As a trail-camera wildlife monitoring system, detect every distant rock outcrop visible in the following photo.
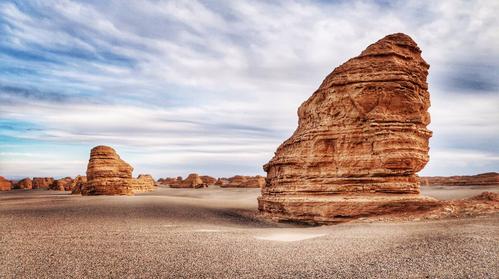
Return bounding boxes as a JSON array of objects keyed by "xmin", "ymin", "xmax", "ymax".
[
  {"xmin": 133, "ymin": 174, "xmax": 156, "ymax": 193},
  {"xmin": 421, "ymin": 172, "xmax": 499, "ymax": 186},
  {"xmin": 221, "ymin": 175, "xmax": 265, "ymax": 188},
  {"xmin": 259, "ymin": 33, "xmax": 435, "ymax": 224},
  {"xmin": 158, "ymin": 177, "xmax": 181, "ymax": 187},
  {"xmin": 82, "ymin": 145, "xmax": 135, "ymax": 195},
  {"xmin": 70, "ymin": 175, "xmax": 87, "ymax": 194},
  {"xmin": 50, "ymin": 177, "xmax": 73, "ymax": 191},
  {"xmin": 14, "ymin": 178, "xmax": 33, "ymax": 190},
  {"xmin": 200, "ymin": 175, "xmax": 217, "ymax": 185},
  {"xmin": 172, "ymin": 173, "xmax": 207, "ymax": 189},
  {"xmin": 0, "ymin": 176, "xmax": 12, "ymax": 191},
  {"xmin": 215, "ymin": 178, "xmax": 229, "ymax": 186},
  {"xmin": 32, "ymin": 177, "xmax": 55, "ymax": 189}
]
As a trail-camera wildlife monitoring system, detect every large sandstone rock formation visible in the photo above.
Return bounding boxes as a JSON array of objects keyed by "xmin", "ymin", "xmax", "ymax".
[
  {"xmin": 133, "ymin": 174, "xmax": 157, "ymax": 193},
  {"xmin": 82, "ymin": 146, "xmax": 135, "ymax": 195},
  {"xmin": 259, "ymin": 33, "xmax": 435, "ymax": 224},
  {"xmin": 0, "ymin": 176, "xmax": 12, "ymax": 191},
  {"xmin": 32, "ymin": 177, "xmax": 54, "ymax": 189},
  {"xmin": 14, "ymin": 178, "xmax": 33, "ymax": 190},
  {"xmin": 421, "ymin": 172, "xmax": 499, "ymax": 186},
  {"xmin": 221, "ymin": 175, "xmax": 266, "ymax": 188}
]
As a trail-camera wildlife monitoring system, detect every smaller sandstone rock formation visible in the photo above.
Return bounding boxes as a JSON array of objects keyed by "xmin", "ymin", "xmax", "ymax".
[
  {"xmin": 14, "ymin": 178, "xmax": 33, "ymax": 190},
  {"xmin": 221, "ymin": 175, "xmax": 265, "ymax": 188},
  {"xmin": 32, "ymin": 177, "xmax": 55, "ymax": 189},
  {"xmin": 70, "ymin": 175, "xmax": 87, "ymax": 194},
  {"xmin": 0, "ymin": 176, "xmax": 12, "ymax": 191},
  {"xmin": 133, "ymin": 174, "xmax": 157, "ymax": 193},
  {"xmin": 82, "ymin": 145, "xmax": 135, "ymax": 195},
  {"xmin": 421, "ymin": 172, "xmax": 499, "ymax": 186}
]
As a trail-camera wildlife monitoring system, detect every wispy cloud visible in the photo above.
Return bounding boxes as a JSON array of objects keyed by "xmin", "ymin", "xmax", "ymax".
[{"xmin": 0, "ymin": 0, "xmax": 498, "ymax": 178}]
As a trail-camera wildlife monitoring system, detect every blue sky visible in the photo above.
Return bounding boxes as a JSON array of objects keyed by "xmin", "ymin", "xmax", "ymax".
[{"xmin": 1, "ymin": 0, "xmax": 498, "ymax": 179}]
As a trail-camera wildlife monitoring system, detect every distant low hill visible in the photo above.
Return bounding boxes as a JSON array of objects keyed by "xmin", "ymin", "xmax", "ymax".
[{"xmin": 421, "ymin": 172, "xmax": 499, "ymax": 186}]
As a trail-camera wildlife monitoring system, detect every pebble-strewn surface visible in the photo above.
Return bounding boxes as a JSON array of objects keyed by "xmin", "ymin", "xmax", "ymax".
[{"xmin": 1, "ymin": 186, "xmax": 498, "ymax": 278}]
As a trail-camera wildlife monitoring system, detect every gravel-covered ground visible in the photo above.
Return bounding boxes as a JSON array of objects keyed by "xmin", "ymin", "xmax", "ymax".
[{"xmin": 1, "ymin": 186, "xmax": 498, "ymax": 278}]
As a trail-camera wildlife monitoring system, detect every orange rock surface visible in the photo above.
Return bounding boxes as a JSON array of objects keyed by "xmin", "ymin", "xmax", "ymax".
[
  {"xmin": 82, "ymin": 146, "xmax": 134, "ymax": 195},
  {"xmin": 259, "ymin": 33, "xmax": 434, "ymax": 224},
  {"xmin": 421, "ymin": 172, "xmax": 499, "ymax": 186}
]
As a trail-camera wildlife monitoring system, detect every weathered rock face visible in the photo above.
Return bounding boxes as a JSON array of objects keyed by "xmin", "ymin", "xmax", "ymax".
[
  {"xmin": 70, "ymin": 175, "xmax": 87, "ymax": 194},
  {"xmin": 222, "ymin": 175, "xmax": 266, "ymax": 188},
  {"xmin": 82, "ymin": 146, "xmax": 134, "ymax": 195},
  {"xmin": 32, "ymin": 177, "xmax": 55, "ymax": 189},
  {"xmin": 172, "ymin": 173, "xmax": 207, "ymax": 188},
  {"xmin": 259, "ymin": 33, "xmax": 433, "ymax": 224},
  {"xmin": 0, "ymin": 176, "xmax": 12, "ymax": 191},
  {"xmin": 200, "ymin": 175, "xmax": 217, "ymax": 185},
  {"xmin": 421, "ymin": 172, "xmax": 499, "ymax": 186},
  {"xmin": 133, "ymin": 174, "xmax": 157, "ymax": 193},
  {"xmin": 50, "ymin": 177, "xmax": 73, "ymax": 191},
  {"xmin": 15, "ymin": 178, "xmax": 33, "ymax": 190}
]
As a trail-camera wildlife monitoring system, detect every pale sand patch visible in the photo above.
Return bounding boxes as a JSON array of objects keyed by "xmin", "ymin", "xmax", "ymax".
[
  {"xmin": 194, "ymin": 229, "xmax": 226, "ymax": 232},
  {"xmin": 255, "ymin": 232, "xmax": 327, "ymax": 242}
]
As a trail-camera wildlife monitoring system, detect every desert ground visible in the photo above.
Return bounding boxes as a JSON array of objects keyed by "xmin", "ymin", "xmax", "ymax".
[{"xmin": 1, "ymin": 186, "xmax": 498, "ymax": 278}]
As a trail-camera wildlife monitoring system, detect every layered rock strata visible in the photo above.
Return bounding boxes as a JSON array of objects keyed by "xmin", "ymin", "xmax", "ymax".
[
  {"xmin": 82, "ymin": 146, "xmax": 135, "ymax": 195},
  {"xmin": 259, "ymin": 33, "xmax": 435, "ymax": 224},
  {"xmin": 0, "ymin": 176, "xmax": 12, "ymax": 191},
  {"xmin": 421, "ymin": 172, "xmax": 499, "ymax": 186}
]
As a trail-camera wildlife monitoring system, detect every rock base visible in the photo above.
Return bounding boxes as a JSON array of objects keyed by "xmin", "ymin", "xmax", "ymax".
[
  {"xmin": 258, "ymin": 194, "xmax": 440, "ymax": 224},
  {"xmin": 83, "ymin": 179, "xmax": 134, "ymax": 196}
]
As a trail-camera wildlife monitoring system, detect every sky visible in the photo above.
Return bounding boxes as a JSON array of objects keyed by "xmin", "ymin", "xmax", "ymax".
[{"xmin": 0, "ymin": 0, "xmax": 498, "ymax": 179}]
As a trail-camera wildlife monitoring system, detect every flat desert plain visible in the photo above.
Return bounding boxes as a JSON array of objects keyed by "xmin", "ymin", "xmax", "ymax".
[{"xmin": 1, "ymin": 186, "xmax": 498, "ymax": 278}]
